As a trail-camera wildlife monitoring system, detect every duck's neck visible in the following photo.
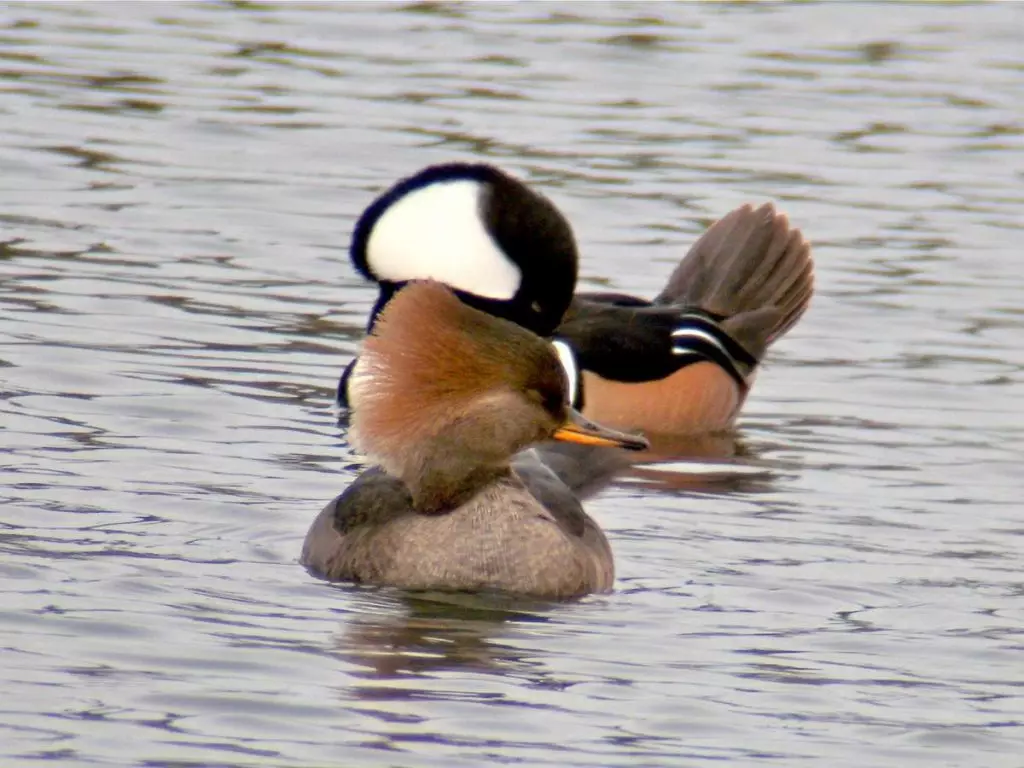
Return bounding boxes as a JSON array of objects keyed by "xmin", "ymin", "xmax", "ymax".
[{"xmin": 395, "ymin": 453, "xmax": 511, "ymax": 514}]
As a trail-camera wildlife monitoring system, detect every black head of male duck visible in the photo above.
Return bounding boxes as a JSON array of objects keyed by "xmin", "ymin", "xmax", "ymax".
[
  {"xmin": 350, "ymin": 162, "xmax": 578, "ymax": 337},
  {"xmin": 339, "ymin": 163, "xmax": 814, "ymax": 443},
  {"xmin": 304, "ymin": 281, "xmax": 647, "ymax": 599}
]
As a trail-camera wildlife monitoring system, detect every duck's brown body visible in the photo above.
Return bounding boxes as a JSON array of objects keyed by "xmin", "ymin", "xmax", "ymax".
[
  {"xmin": 302, "ymin": 468, "xmax": 612, "ymax": 599},
  {"xmin": 581, "ymin": 362, "xmax": 745, "ymax": 436}
]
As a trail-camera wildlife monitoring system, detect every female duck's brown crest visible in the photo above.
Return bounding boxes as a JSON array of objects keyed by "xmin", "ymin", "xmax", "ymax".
[{"xmin": 349, "ymin": 281, "xmax": 568, "ymax": 472}]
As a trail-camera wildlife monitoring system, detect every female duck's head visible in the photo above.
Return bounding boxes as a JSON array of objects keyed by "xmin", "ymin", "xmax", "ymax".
[{"xmin": 348, "ymin": 281, "xmax": 646, "ymax": 511}]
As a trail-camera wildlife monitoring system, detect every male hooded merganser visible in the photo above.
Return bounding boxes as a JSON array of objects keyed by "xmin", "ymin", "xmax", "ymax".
[
  {"xmin": 337, "ymin": 163, "xmax": 813, "ymax": 437},
  {"xmin": 304, "ymin": 281, "xmax": 648, "ymax": 599}
]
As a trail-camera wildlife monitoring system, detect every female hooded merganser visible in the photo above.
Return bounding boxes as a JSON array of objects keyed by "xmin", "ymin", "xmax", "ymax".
[
  {"xmin": 304, "ymin": 281, "xmax": 648, "ymax": 599},
  {"xmin": 337, "ymin": 163, "xmax": 813, "ymax": 437}
]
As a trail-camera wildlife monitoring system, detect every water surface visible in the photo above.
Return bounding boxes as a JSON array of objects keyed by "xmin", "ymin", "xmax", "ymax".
[{"xmin": 1, "ymin": 3, "xmax": 1022, "ymax": 766}]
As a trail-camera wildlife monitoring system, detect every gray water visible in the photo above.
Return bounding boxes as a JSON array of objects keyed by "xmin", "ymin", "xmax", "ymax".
[{"xmin": 2, "ymin": 2, "xmax": 1022, "ymax": 766}]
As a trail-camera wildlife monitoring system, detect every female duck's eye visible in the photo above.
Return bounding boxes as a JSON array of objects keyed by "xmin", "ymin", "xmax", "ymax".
[
  {"xmin": 526, "ymin": 387, "xmax": 560, "ymax": 413},
  {"xmin": 542, "ymin": 388, "xmax": 564, "ymax": 414}
]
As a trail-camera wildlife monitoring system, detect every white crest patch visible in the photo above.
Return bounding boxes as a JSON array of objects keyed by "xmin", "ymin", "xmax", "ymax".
[
  {"xmin": 366, "ymin": 179, "xmax": 522, "ymax": 300},
  {"xmin": 551, "ymin": 339, "xmax": 579, "ymax": 407}
]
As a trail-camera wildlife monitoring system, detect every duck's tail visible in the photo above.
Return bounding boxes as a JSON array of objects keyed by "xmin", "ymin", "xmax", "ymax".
[{"xmin": 654, "ymin": 203, "xmax": 814, "ymax": 364}]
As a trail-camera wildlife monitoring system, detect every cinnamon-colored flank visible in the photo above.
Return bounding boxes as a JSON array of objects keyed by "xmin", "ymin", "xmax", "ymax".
[
  {"xmin": 303, "ymin": 282, "xmax": 647, "ymax": 599},
  {"xmin": 581, "ymin": 363, "xmax": 742, "ymax": 438}
]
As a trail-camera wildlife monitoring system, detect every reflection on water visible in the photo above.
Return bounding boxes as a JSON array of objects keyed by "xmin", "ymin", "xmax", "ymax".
[
  {"xmin": 2, "ymin": 1, "xmax": 1023, "ymax": 766},
  {"xmin": 336, "ymin": 592, "xmax": 556, "ymax": 682}
]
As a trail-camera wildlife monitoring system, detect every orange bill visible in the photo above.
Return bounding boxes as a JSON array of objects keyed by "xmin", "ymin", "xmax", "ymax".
[{"xmin": 552, "ymin": 408, "xmax": 649, "ymax": 452}]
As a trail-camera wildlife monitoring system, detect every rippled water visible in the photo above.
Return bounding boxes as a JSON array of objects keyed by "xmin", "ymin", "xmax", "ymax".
[{"xmin": 2, "ymin": 2, "xmax": 1022, "ymax": 765}]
